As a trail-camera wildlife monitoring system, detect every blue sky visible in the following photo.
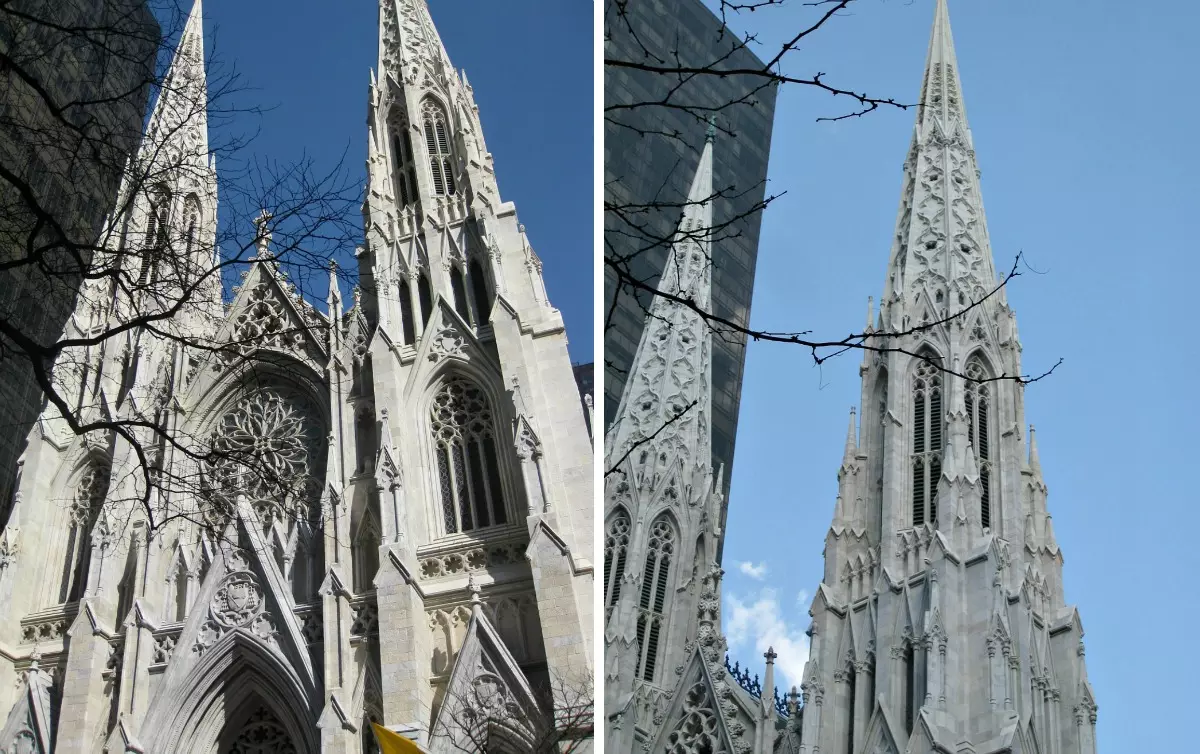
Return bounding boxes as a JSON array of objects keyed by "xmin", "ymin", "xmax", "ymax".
[
  {"xmin": 161, "ymin": 0, "xmax": 593, "ymax": 363},
  {"xmin": 711, "ymin": 0, "xmax": 1198, "ymax": 749}
]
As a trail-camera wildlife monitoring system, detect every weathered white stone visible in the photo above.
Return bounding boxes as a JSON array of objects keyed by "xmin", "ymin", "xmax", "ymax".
[
  {"xmin": 615, "ymin": 3, "xmax": 1099, "ymax": 753},
  {"xmin": 0, "ymin": 0, "xmax": 592, "ymax": 751}
]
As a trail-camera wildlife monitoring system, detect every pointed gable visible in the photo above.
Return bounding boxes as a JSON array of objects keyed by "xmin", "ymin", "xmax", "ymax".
[
  {"xmin": 220, "ymin": 259, "xmax": 329, "ymax": 367},
  {"xmin": 0, "ymin": 661, "xmax": 53, "ymax": 754},
  {"xmin": 427, "ymin": 590, "xmax": 547, "ymax": 753},
  {"xmin": 649, "ymin": 649, "xmax": 741, "ymax": 754}
]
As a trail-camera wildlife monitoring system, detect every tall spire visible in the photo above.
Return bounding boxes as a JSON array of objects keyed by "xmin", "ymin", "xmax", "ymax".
[
  {"xmin": 145, "ymin": 0, "xmax": 208, "ymax": 160},
  {"xmin": 378, "ymin": 0, "xmax": 455, "ymax": 82},
  {"xmin": 606, "ymin": 138, "xmax": 715, "ymax": 476},
  {"xmin": 882, "ymin": 0, "xmax": 999, "ymax": 322}
]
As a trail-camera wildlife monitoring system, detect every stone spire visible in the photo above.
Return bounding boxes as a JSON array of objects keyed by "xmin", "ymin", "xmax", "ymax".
[
  {"xmin": 145, "ymin": 0, "xmax": 209, "ymax": 161},
  {"xmin": 378, "ymin": 0, "xmax": 455, "ymax": 82},
  {"xmin": 605, "ymin": 135, "xmax": 714, "ymax": 479},
  {"xmin": 882, "ymin": 0, "xmax": 1000, "ymax": 327}
]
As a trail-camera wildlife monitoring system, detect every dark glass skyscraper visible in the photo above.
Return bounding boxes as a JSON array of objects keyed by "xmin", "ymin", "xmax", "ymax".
[
  {"xmin": 0, "ymin": 0, "xmax": 159, "ymax": 522},
  {"xmin": 604, "ymin": 0, "xmax": 776, "ymax": 530}
]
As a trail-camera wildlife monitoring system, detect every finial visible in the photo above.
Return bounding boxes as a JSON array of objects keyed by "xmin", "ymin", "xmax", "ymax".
[
  {"xmin": 1028, "ymin": 424, "xmax": 1042, "ymax": 472},
  {"xmin": 866, "ymin": 296, "xmax": 874, "ymax": 330},
  {"xmin": 467, "ymin": 572, "xmax": 482, "ymax": 609},
  {"xmin": 764, "ymin": 646, "xmax": 777, "ymax": 664},
  {"xmin": 705, "ymin": 116, "xmax": 716, "ymax": 142},
  {"xmin": 843, "ymin": 406, "xmax": 858, "ymax": 459},
  {"xmin": 253, "ymin": 209, "xmax": 273, "ymax": 258}
]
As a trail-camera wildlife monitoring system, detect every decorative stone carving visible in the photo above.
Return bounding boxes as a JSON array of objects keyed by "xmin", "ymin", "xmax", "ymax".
[
  {"xmin": 205, "ymin": 389, "xmax": 322, "ymax": 527},
  {"xmin": 427, "ymin": 325, "xmax": 467, "ymax": 361},
  {"xmin": 417, "ymin": 539, "xmax": 524, "ymax": 580},
  {"xmin": 227, "ymin": 705, "xmax": 298, "ymax": 754},
  {"xmin": 193, "ymin": 560, "xmax": 276, "ymax": 655},
  {"xmin": 664, "ymin": 681, "xmax": 728, "ymax": 754},
  {"xmin": 350, "ymin": 599, "xmax": 378, "ymax": 638},
  {"xmin": 231, "ymin": 282, "xmax": 307, "ymax": 354},
  {"xmin": 151, "ymin": 631, "xmax": 178, "ymax": 665}
]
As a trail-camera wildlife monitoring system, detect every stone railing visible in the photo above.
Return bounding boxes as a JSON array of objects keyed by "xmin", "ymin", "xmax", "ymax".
[
  {"xmin": 417, "ymin": 531, "xmax": 527, "ymax": 581},
  {"xmin": 150, "ymin": 623, "xmax": 183, "ymax": 669},
  {"xmin": 349, "ymin": 593, "xmax": 378, "ymax": 639},
  {"xmin": 294, "ymin": 601, "xmax": 322, "ymax": 645},
  {"xmin": 19, "ymin": 604, "xmax": 77, "ymax": 646}
]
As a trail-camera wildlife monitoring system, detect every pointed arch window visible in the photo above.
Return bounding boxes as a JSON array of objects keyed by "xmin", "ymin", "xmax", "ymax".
[
  {"xmin": 139, "ymin": 187, "xmax": 171, "ymax": 285},
  {"xmin": 603, "ymin": 509, "xmax": 631, "ymax": 622},
  {"xmin": 430, "ymin": 376, "xmax": 507, "ymax": 535},
  {"xmin": 418, "ymin": 272, "xmax": 433, "ymax": 328},
  {"xmin": 59, "ymin": 460, "xmax": 110, "ymax": 603},
  {"xmin": 450, "ymin": 266, "xmax": 471, "ymax": 323},
  {"xmin": 352, "ymin": 510, "xmax": 381, "ymax": 593},
  {"xmin": 391, "ymin": 117, "xmax": 418, "ymax": 208},
  {"xmin": 183, "ymin": 194, "xmax": 200, "ymax": 257},
  {"xmin": 469, "ymin": 258, "xmax": 491, "ymax": 325},
  {"xmin": 965, "ymin": 357, "xmax": 992, "ymax": 529},
  {"xmin": 397, "ymin": 278, "xmax": 417, "ymax": 345},
  {"xmin": 911, "ymin": 352, "xmax": 943, "ymax": 527},
  {"xmin": 635, "ymin": 516, "xmax": 675, "ymax": 683},
  {"xmin": 421, "ymin": 99, "xmax": 455, "ymax": 196}
]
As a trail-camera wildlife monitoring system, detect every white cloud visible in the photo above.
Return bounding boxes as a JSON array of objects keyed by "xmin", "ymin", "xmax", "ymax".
[
  {"xmin": 737, "ymin": 561, "xmax": 769, "ymax": 580},
  {"xmin": 797, "ymin": 589, "xmax": 810, "ymax": 606},
  {"xmin": 724, "ymin": 588, "xmax": 810, "ymax": 691}
]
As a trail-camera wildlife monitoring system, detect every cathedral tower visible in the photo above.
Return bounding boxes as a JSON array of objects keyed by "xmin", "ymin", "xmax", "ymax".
[
  {"xmin": 603, "ymin": 132, "xmax": 726, "ymax": 750},
  {"xmin": 0, "ymin": 1, "xmax": 594, "ymax": 751},
  {"xmin": 798, "ymin": 2, "xmax": 1098, "ymax": 752}
]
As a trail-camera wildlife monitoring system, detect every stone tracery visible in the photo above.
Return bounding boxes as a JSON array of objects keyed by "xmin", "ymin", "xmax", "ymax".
[{"xmin": 204, "ymin": 388, "xmax": 323, "ymax": 528}]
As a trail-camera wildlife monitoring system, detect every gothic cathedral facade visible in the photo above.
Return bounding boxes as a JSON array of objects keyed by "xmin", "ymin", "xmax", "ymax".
[
  {"xmin": 0, "ymin": 1, "xmax": 593, "ymax": 751},
  {"xmin": 605, "ymin": 2, "xmax": 1099, "ymax": 753}
]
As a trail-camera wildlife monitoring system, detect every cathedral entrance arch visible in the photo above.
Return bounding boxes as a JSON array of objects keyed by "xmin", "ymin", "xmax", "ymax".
[{"xmin": 140, "ymin": 632, "xmax": 318, "ymax": 754}]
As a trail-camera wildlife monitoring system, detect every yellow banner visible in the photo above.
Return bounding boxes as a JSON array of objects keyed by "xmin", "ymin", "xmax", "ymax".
[{"xmin": 371, "ymin": 723, "xmax": 427, "ymax": 754}]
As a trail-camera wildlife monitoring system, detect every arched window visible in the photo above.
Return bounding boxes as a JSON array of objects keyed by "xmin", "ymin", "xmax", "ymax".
[
  {"xmin": 139, "ymin": 187, "xmax": 171, "ymax": 284},
  {"xmin": 183, "ymin": 194, "xmax": 200, "ymax": 258},
  {"xmin": 397, "ymin": 279, "xmax": 416, "ymax": 345},
  {"xmin": 430, "ymin": 376, "xmax": 507, "ymax": 535},
  {"xmin": 450, "ymin": 266, "xmax": 471, "ymax": 323},
  {"xmin": 965, "ymin": 357, "xmax": 992, "ymax": 529},
  {"xmin": 635, "ymin": 516, "xmax": 675, "ymax": 683},
  {"xmin": 911, "ymin": 352, "xmax": 943, "ymax": 527},
  {"xmin": 421, "ymin": 99, "xmax": 455, "ymax": 196},
  {"xmin": 903, "ymin": 642, "xmax": 916, "ymax": 734},
  {"xmin": 418, "ymin": 273, "xmax": 433, "ymax": 327},
  {"xmin": 352, "ymin": 511, "xmax": 381, "ymax": 593},
  {"xmin": 469, "ymin": 259, "xmax": 491, "ymax": 325},
  {"xmin": 59, "ymin": 460, "xmax": 110, "ymax": 603},
  {"xmin": 391, "ymin": 117, "xmax": 418, "ymax": 208},
  {"xmin": 603, "ymin": 510, "xmax": 631, "ymax": 622}
]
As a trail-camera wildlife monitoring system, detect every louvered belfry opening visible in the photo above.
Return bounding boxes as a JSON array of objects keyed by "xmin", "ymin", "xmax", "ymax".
[
  {"xmin": 635, "ymin": 517, "xmax": 675, "ymax": 683},
  {"xmin": 965, "ymin": 356, "xmax": 992, "ymax": 529},
  {"xmin": 421, "ymin": 98, "xmax": 455, "ymax": 196},
  {"xmin": 397, "ymin": 279, "xmax": 416, "ymax": 345},
  {"xmin": 603, "ymin": 509, "xmax": 631, "ymax": 623},
  {"xmin": 912, "ymin": 352, "xmax": 944, "ymax": 527}
]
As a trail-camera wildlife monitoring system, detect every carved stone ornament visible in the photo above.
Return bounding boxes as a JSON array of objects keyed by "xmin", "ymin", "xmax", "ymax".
[
  {"xmin": 665, "ymin": 681, "xmax": 728, "ymax": 754},
  {"xmin": 194, "ymin": 563, "xmax": 276, "ymax": 655},
  {"xmin": 227, "ymin": 705, "xmax": 298, "ymax": 754},
  {"xmin": 232, "ymin": 282, "xmax": 306, "ymax": 354},
  {"xmin": 427, "ymin": 325, "xmax": 467, "ymax": 361},
  {"xmin": 204, "ymin": 389, "xmax": 322, "ymax": 528}
]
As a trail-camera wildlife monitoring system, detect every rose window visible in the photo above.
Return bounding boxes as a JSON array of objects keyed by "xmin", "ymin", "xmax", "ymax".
[{"xmin": 205, "ymin": 389, "xmax": 322, "ymax": 526}]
